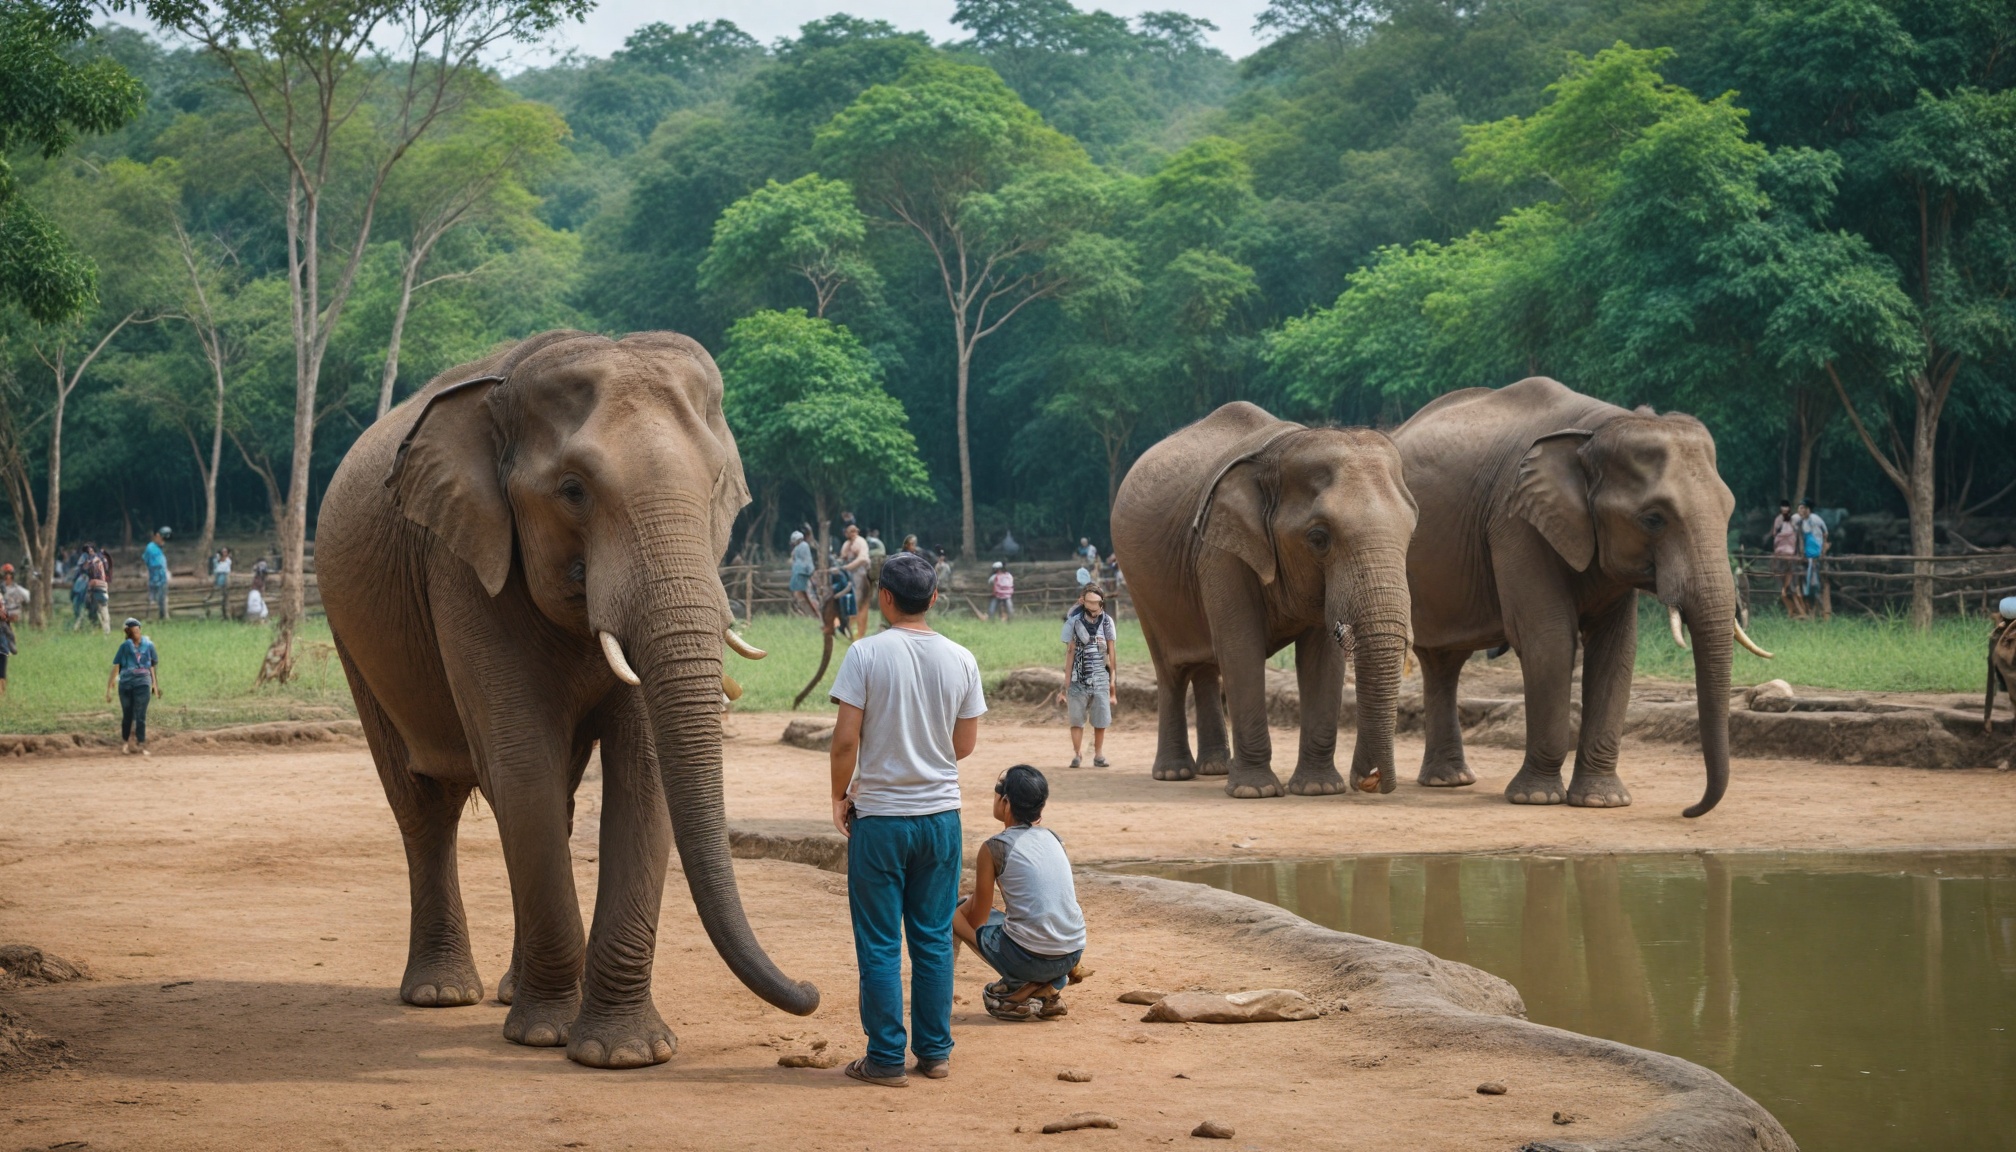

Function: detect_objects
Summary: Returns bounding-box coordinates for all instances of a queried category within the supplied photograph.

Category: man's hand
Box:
[1109,687,1118,706]
[832,795,853,838]
[103,689,112,703]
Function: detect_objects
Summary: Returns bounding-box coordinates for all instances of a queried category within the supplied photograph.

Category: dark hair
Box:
[879,551,937,614]
[997,764,1049,824]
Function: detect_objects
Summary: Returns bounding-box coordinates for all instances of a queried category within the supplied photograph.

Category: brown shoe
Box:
[915,1057,949,1079]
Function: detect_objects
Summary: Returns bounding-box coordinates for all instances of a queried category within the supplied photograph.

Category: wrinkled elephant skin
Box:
[1112,402,1417,799]
[1392,377,1739,816]
[317,330,817,1070]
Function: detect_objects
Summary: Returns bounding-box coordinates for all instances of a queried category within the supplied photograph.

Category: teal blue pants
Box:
[848,810,961,1070]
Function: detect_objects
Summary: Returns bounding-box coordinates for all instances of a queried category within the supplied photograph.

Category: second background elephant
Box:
[1113,402,1417,798]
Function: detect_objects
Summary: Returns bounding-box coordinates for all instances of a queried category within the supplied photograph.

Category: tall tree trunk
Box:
[198,358,225,562]
[1908,389,1938,629]
[956,339,976,559]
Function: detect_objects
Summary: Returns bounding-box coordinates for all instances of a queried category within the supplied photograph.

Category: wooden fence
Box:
[722,558,1130,621]
[1736,550,2016,619]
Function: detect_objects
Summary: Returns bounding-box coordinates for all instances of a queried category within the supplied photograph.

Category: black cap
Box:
[879,551,936,602]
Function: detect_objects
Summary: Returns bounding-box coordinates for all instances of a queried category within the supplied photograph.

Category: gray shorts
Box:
[1067,681,1110,728]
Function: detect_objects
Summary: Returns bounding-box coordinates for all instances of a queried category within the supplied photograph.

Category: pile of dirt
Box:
[0,719,362,759]
[0,1004,69,1075]
[0,945,90,989]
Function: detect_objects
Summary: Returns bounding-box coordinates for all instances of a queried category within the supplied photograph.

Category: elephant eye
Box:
[559,477,588,507]
[1306,527,1331,552]
[1639,511,1666,533]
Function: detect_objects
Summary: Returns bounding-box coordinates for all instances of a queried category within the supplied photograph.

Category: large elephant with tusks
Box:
[1391,377,1772,816]
[316,330,817,1069]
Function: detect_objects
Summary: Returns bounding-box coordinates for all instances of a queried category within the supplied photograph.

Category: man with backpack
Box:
[1053,587,1117,768]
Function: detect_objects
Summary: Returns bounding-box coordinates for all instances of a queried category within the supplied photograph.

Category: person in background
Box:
[865,528,888,634]
[1766,501,1806,620]
[932,548,954,615]
[788,530,818,618]
[69,558,88,628]
[106,617,161,755]
[1796,501,1829,604]
[1054,586,1117,767]
[212,547,233,620]
[143,529,171,620]
[79,544,111,632]
[900,534,920,555]
[246,555,271,623]
[0,562,25,697]
[952,765,1087,1021]
[1076,537,1100,581]
[840,523,871,640]
[827,552,986,1087]
[988,561,1015,622]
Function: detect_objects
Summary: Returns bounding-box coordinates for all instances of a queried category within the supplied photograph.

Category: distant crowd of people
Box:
[1767,500,1832,619]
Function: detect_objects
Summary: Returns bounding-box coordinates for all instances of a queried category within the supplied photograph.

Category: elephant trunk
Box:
[1337,544,1411,793]
[1665,542,1735,819]
[623,521,819,1016]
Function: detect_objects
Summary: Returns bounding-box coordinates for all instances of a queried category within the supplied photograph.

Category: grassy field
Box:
[0,618,353,736]
[0,603,1988,736]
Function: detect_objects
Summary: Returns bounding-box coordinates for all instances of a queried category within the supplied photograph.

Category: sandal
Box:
[915,1057,949,1080]
[1038,995,1067,1019]
[844,1057,909,1087]
[1093,756,1108,767]
[982,980,1046,1021]
[1070,756,1081,768]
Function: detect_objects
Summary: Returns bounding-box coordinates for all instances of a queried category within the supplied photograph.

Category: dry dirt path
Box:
[2,714,2009,1150]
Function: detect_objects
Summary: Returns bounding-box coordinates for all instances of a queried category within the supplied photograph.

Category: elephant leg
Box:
[1216,636,1280,800]
[1416,647,1476,787]
[339,642,481,1007]
[568,694,677,1068]
[1568,594,1636,809]
[1192,666,1231,777]
[1287,630,1346,795]
[486,736,588,1048]
[497,738,594,1008]
[1151,654,1198,781]
[1503,616,1575,807]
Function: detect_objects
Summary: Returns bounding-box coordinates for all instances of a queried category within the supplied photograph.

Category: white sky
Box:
[504,0,1272,68]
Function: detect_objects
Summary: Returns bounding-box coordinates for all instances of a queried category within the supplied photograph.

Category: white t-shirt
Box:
[830,627,988,817]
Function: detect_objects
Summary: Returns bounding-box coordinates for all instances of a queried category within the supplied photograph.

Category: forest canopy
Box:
[2,0,2012,588]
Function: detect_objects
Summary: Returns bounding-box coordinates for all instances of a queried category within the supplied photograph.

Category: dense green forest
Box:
[4,0,2013,600]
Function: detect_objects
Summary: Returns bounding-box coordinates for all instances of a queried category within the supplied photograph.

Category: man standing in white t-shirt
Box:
[829,551,987,1087]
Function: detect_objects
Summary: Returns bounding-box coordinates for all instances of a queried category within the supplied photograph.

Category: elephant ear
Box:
[1202,463,1276,585]
[1512,429,1596,572]
[385,376,514,597]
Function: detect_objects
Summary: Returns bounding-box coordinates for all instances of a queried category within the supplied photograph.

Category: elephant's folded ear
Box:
[1512,429,1596,572]
[385,377,514,596]
[1202,463,1277,585]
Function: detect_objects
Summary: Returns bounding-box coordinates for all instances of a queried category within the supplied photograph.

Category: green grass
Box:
[0,617,353,735]
[1,603,1986,736]
[728,613,1148,712]
[1632,600,1987,694]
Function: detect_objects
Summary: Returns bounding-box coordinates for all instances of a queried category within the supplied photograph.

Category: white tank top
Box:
[988,825,1086,956]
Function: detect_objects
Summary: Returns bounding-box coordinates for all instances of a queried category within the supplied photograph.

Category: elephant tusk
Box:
[1668,606,1690,651]
[600,631,642,686]
[1733,619,1774,659]
[722,672,743,701]
[724,628,766,660]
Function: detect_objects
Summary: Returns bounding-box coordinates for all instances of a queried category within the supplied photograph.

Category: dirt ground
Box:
[2,712,2010,1151]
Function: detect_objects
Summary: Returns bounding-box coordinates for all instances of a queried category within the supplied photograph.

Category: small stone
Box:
[1553,1111,1578,1125]
[1058,1069,1093,1083]
[1042,1113,1119,1134]
[1191,1121,1234,1139]
[810,1038,828,1051]
[1998,760,2011,772]
[1477,1082,1507,1095]
[1119,989,1170,1005]
[777,1052,842,1069]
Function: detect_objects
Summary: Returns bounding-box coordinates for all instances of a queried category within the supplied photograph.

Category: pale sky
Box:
[506,0,1272,68]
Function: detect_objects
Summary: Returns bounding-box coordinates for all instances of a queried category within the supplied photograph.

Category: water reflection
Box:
[1127,852,2016,1152]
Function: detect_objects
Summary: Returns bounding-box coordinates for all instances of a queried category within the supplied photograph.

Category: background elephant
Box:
[1112,402,1417,798]
[316,329,817,1069]
[1392,377,1770,816]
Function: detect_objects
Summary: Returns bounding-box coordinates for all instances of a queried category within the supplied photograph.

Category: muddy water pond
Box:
[1125,852,2016,1151]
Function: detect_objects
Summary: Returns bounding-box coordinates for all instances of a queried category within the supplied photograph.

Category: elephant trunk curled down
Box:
[1665,527,1736,818]
[612,528,817,1015]
[1334,543,1411,790]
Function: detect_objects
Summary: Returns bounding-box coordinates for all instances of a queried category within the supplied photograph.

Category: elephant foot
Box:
[400,954,483,1008]
[1504,766,1566,806]
[1567,773,1633,808]
[1416,756,1476,788]
[1152,760,1197,781]
[1194,752,1230,778]
[1285,765,1346,796]
[503,990,582,1048]
[569,1005,677,1068]
[1224,765,1283,799]
[495,965,516,1006]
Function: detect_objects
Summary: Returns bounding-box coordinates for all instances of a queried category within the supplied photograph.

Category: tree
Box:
[699,175,878,318]
[0,0,145,324]
[816,57,1110,557]
[717,308,930,564]
[147,0,587,680]
[374,96,569,419]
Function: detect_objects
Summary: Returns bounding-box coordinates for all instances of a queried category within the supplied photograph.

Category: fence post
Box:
[743,565,755,624]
